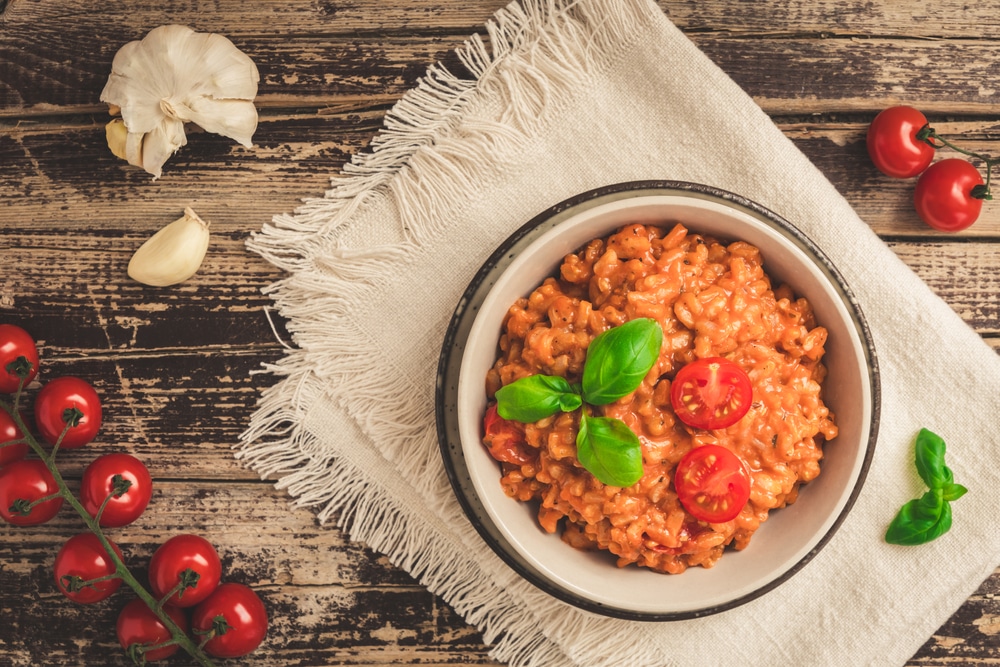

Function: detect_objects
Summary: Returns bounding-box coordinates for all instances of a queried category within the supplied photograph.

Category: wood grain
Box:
[2,0,1000,665]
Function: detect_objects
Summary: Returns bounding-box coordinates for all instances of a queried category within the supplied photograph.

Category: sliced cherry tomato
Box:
[148,534,222,608]
[867,106,936,178]
[0,324,39,394]
[482,403,534,465]
[34,376,103,449]
[0,409,29,466]
[117,598,189,663]
[674,444,751,523]
[670,357,752,430]
[80,453,153,528]
[191,583,268,658]
[0,458,63,525]
[54,532,124,604]
[913,158,985,232]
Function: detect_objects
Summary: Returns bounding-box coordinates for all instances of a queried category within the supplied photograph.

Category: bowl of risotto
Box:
[436,181,879,620]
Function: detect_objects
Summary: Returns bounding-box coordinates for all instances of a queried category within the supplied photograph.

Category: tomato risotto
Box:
[483,223,838,573]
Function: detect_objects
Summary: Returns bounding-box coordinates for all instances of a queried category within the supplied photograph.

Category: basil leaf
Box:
[914,427,948,489]
[576,414,644,487]
[942,482,968,502]
[885,490,952,546]
[581,318,662,406]
[495,375,582,423]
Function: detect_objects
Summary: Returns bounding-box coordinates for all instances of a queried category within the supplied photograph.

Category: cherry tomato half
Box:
[148,534,222,608]
[191,583,268,659]
[0,409,29,467]
[867,106,936,178]
[0,324,39,394]
[670,357,753,430]
[80,453,153,528]
[34,376,103,449]
[913,158,986,232]
[482,403,534,465]
[117,598,189,662]
[0,458,63,525]
[674,444,751,523]
[54,532,124,604]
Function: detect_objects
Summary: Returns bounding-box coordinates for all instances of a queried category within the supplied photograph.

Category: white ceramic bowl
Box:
[436,181,879,620]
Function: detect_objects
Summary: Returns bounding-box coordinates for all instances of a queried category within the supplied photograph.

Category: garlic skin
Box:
[128,208,211,287]
[100,25,259,179]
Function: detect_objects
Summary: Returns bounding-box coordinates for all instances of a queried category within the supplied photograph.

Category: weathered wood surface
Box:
[2,0,1000,664]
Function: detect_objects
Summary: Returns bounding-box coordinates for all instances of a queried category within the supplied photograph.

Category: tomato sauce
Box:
[482,223,838,573]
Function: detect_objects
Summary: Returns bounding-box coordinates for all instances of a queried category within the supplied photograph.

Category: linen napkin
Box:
[239,0,1000,665]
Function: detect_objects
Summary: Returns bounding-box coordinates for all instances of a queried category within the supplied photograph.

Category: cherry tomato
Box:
[0,409,29,466]
[34,376,102,448]
[191,583,268,658]
[117,598,189,662]
[0,324,39,393]
[670,357,753,430]
[674,444,751,523]
[54,532,124,603]
[913,158,986,232]
[148,534,222,608]
[80,453,152,527]
[482,403,534,465]
[867,106,936,178]
[0,458,63,525]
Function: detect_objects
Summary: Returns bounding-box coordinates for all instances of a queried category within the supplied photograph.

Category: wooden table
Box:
[2,1,998,664]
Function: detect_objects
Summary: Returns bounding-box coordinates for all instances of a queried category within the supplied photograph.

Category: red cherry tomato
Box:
[482,403,534,465]
[117,598,189,662]
[0,409,29,466]
[148,534,222,608]
[0,324,39,393]
[867,106,936,178]
[54,532,124,604]
[191,583,268,658]
[34,376,103,449]
[80,453,153,528]
[674,444,751,523]
[0,458,63,525]
[670,357,753,430]
[913,158,986,232]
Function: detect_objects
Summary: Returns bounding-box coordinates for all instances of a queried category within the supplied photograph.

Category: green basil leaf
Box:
[495,375,582,423]
[885,490,952,545]
[575,414,644,487]
[581,318,662,406]
[914,427,948,489]
[942,482,968,502]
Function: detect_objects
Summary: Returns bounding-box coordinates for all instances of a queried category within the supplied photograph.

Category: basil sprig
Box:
[885,428,967,546]
[494,318,662,487]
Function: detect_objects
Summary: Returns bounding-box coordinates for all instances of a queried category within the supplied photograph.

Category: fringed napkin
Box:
[240,1,1000,664]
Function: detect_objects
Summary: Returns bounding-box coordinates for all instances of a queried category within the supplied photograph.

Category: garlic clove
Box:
[128,208,211,287]
[100,25,259,178]
[105,119,128,160]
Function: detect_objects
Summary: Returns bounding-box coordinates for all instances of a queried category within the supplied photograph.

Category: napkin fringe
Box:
[241,1,666,665]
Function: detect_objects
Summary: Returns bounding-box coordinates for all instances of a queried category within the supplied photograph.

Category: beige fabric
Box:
[240,1,1000,665]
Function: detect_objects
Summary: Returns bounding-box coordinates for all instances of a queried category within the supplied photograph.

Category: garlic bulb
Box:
[100,25,259,179]
[128,208,211,286]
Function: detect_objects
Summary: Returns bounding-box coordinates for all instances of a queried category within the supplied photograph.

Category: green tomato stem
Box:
[922,126,996,200]
[0,394,217,667]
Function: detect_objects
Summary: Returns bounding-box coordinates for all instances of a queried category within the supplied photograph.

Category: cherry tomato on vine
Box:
[191,583,268,658]
[482,403,534,465]
[54,532,124,604]
[80,453,153,528]
[0,458,63,525]
[670,357,753,430]
[34,376,103,448]
[116,598,189,663]
[0,409,29,466]
[913,157,986,232]
[674,444,751,523]
[867,106,936,178]
[0,324,39,394]
[148,534,222,608]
